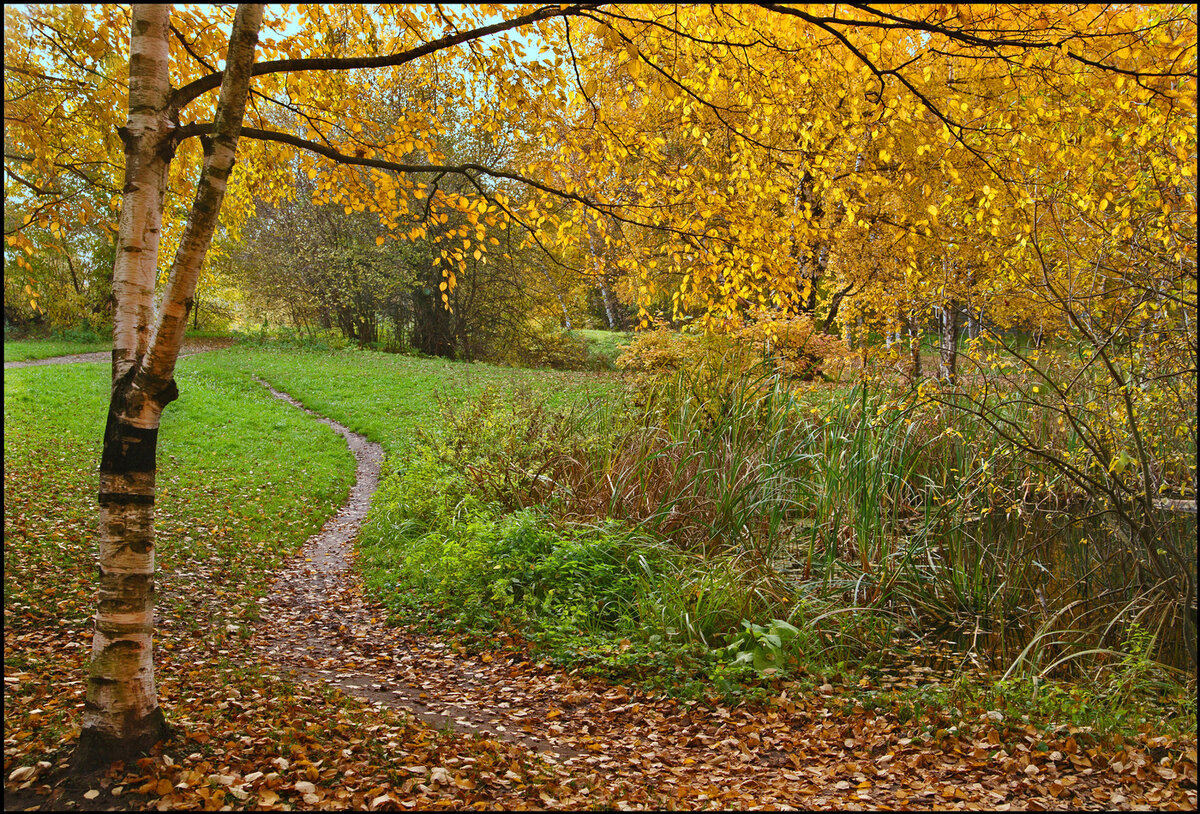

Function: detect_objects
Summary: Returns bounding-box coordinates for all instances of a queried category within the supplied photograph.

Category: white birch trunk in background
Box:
[907,311,923,381]
[76,3,264,770]
[938,300,960,383]
[585,215,625,330]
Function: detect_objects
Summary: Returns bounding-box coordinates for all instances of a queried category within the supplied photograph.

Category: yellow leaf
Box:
[376,235,385,245]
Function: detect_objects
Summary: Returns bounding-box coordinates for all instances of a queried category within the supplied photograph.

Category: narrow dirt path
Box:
[251,377,587,762]
[3,338,236,370]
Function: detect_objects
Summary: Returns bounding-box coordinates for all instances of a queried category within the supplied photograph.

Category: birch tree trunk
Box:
[907,312,923,381]
[938,300,960,383]
[76,3,264,771]
[586,214,624,331]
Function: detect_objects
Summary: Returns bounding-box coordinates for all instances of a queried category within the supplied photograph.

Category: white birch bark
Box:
[77,3,264,770]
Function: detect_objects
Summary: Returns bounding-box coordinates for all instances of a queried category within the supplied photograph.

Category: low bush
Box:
[359,352,1195,724]
[615,315,851,383]
[488,323,608,371]
[362,453,667,644]
[360,391,816,697]
[614,326,709,375]
[731,313,852,381]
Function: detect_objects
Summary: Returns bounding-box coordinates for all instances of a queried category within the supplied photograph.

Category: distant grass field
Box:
[577,328,633,366]
[3,338,110,363]
[195,345,619,457]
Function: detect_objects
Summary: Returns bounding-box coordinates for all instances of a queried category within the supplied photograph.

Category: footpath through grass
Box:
[3,347,588,809]
[4,354,352,758]
[202,344,617,457]
[3,337,109,363]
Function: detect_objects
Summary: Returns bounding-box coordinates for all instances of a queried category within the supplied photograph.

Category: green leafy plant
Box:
[719,618,805,675]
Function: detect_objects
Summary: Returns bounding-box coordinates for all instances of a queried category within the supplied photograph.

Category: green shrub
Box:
[362,452,666,639]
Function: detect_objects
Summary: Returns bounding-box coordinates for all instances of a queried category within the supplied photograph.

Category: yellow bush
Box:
[616,316,850,382]
[732,314,852,381]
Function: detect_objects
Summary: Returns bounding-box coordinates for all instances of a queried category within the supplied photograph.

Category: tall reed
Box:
[425,352,1195,673]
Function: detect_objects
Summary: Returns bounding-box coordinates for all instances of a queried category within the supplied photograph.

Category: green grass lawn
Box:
[3,347,582,805]
[3,337,110,363]
[577,328,633,365]
[4,343,620,649]
[194,345,619,457]
[3,354,356,633]
[3,352,360,776]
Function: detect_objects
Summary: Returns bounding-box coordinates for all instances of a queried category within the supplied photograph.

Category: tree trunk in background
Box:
[586,215,624,331]
[967,305,982,340]
[938,301,960,383]
[537,266,571,330]
[76,3,264,771]
[412,281,456,357]
[819,280,854,334]
[599,273,620,330]
[908,312,923,381]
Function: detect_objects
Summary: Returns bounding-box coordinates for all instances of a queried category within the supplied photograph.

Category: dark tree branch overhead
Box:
[764,1,1195,80]
[170,23,219,75]
[170,4,588,111]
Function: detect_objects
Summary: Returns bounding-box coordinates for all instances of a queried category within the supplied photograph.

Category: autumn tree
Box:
[5,2,1195,766]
